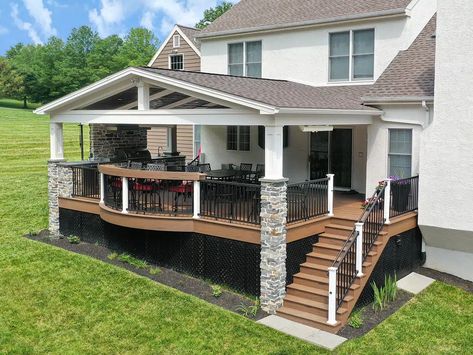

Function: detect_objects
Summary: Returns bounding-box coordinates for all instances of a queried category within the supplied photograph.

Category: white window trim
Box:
[328,28,375,83]
[388,128,413,178]
[173,34,181,48]
[227,41,262,77]
[169,54,185,71]
[227,126,251,152]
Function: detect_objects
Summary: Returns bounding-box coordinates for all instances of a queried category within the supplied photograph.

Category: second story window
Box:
[228,41,262,78]
[170,54,184,70]
[329,29,374,82]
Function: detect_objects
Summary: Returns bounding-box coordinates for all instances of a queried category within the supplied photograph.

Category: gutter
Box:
[362,96,435,105]
[197,9,408,39]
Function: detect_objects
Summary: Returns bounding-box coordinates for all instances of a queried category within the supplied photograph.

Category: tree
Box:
[87,35,124,82]
[0,57,27,107]
[195,1,233,29]
[115,28,159,68]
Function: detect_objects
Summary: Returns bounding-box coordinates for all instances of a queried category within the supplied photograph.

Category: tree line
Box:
[0,26,159,108]
[0,1,233,108]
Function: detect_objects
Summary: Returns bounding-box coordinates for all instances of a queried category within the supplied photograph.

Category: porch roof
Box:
[35,67,381,117]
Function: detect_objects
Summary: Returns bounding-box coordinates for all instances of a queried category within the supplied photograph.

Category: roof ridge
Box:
[140,67,291,83]
[176,24,200,31]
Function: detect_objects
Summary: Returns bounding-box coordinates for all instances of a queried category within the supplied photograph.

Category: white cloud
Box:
[140,11,155,31]
[22,0,57,38]
[10,3,42,44]
[0,25,8,36]
[89,0,126,37]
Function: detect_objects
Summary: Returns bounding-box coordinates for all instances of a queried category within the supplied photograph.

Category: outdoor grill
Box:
[114,148,152,163]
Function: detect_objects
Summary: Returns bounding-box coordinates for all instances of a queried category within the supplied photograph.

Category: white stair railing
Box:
[383,178,392,224]
[122,177,129,214]
[327,174,334,217]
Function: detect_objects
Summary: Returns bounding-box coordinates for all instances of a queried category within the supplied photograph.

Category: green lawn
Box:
[0,104,472,354]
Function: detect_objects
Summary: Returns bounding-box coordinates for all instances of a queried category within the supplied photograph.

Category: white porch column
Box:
[137,81,150,111]
[50,122,64,160]
[264,125,284,180]
[260,125,288,314]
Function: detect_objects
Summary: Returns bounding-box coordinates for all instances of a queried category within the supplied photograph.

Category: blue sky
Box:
[0,0,235,55]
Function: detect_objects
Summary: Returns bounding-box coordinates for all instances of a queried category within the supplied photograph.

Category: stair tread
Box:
[284,294,348,314]
[318,233,350,241]
[278,307,340,327]
[294,273,360,290]
[287,283,354,302]
[325,224,354,231]
[315,242,345,251]
[308,252,336,261]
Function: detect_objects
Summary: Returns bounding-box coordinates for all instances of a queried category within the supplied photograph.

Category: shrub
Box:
[107,252,118,260]
[236,298,260,318]
[67,235,80,244]
[117,253,149,269]
[348,308,364,329]
[372,281,387,312]
[149,267,161,275]
[385,274,398,302]
[211,285,223,298]
[372,273,399,312]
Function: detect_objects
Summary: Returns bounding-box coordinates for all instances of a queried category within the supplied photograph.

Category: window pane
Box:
[170,55,183,70]
[246,63,262,78]
[389,129,412,154]
[228,43,243,65]
[246,41,262,63]
[353,54,374,79]
[389,155,412,178]
[229,64,244,76]
[239,126,251,151]
[330,57,349,80]
[330,32,350,56]
[353,29,374,55]
[227,126,238,150]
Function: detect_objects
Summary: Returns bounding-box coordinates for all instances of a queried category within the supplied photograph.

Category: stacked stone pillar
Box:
[260,178,288,314]
[48,160,73,237]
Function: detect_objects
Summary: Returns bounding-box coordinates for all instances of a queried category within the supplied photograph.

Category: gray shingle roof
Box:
[140,67,378,111]
[177,25,201,50]
[364,15,436,101]
[199,0,411,37]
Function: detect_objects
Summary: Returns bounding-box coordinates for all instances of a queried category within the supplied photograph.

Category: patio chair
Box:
[239,163,253,183]
[253,164,265,183]
[198,163,211,173]
[186,164,201,172]
[129,161,143,170]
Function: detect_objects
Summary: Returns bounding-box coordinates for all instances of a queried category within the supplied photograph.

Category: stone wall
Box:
[90,125,148,160]
[259,179,288,314]
[48,161,73,236]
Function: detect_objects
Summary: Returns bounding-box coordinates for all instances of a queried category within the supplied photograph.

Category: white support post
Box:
[50,122,64,160]
[355,222,364,277]
[137,81,150,111]
[327,174,335,216]
[122,177,129,214]
[193,180,201,219]
[384,178,392,224]
[264,125,284,180]
[100,173,105,204]
[327,266,338,325]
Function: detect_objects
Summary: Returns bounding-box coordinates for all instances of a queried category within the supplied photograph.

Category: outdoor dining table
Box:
[205,169,251,181]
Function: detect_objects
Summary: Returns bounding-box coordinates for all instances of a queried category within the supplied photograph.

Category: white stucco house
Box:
[35,0,472,333]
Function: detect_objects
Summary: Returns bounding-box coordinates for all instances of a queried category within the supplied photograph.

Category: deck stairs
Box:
[277,216,390,333]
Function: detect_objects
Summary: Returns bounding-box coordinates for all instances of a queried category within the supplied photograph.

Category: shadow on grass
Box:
[0,98,41,110]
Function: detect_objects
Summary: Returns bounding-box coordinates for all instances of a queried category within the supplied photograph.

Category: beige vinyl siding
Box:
[148,126,195,161]
[150,30,201,71]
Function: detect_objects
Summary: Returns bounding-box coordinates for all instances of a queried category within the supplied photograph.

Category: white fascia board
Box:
[277,108,382,116]
[51,109,274,126]
[147,25,201,67]
[35,68,136,114]
[362,96,434,105]
[275,114,374,126]
[35,67,278,116]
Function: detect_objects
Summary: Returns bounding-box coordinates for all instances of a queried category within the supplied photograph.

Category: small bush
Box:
[211,285,223,298]
[348,308,364,329]
[236,298,260,318]
[372,281,387,312]
[385,274,398,302]
[107,252,118,260]
[149,267,161,275]
[67,235,80,244]
[372,273,399,312]
[117,253,148,269]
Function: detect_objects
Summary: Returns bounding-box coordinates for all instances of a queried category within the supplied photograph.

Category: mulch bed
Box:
[338,290,413,339]
[416,267,473,294]
[26,230,267,320]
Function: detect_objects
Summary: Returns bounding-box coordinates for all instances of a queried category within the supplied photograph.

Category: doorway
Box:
[310,129,352,189]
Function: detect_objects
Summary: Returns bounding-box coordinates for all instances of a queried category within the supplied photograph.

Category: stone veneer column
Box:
[48,160,73,237]
[260,178,288,314]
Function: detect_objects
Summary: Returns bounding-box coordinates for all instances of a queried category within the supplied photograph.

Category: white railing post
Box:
[193,180,201,219]
[327,174,335,217]
[384,178,392,224]
[122,177,129,214]
[327,266,338,325]
[355,222,364,277]
[100,173,105,204]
